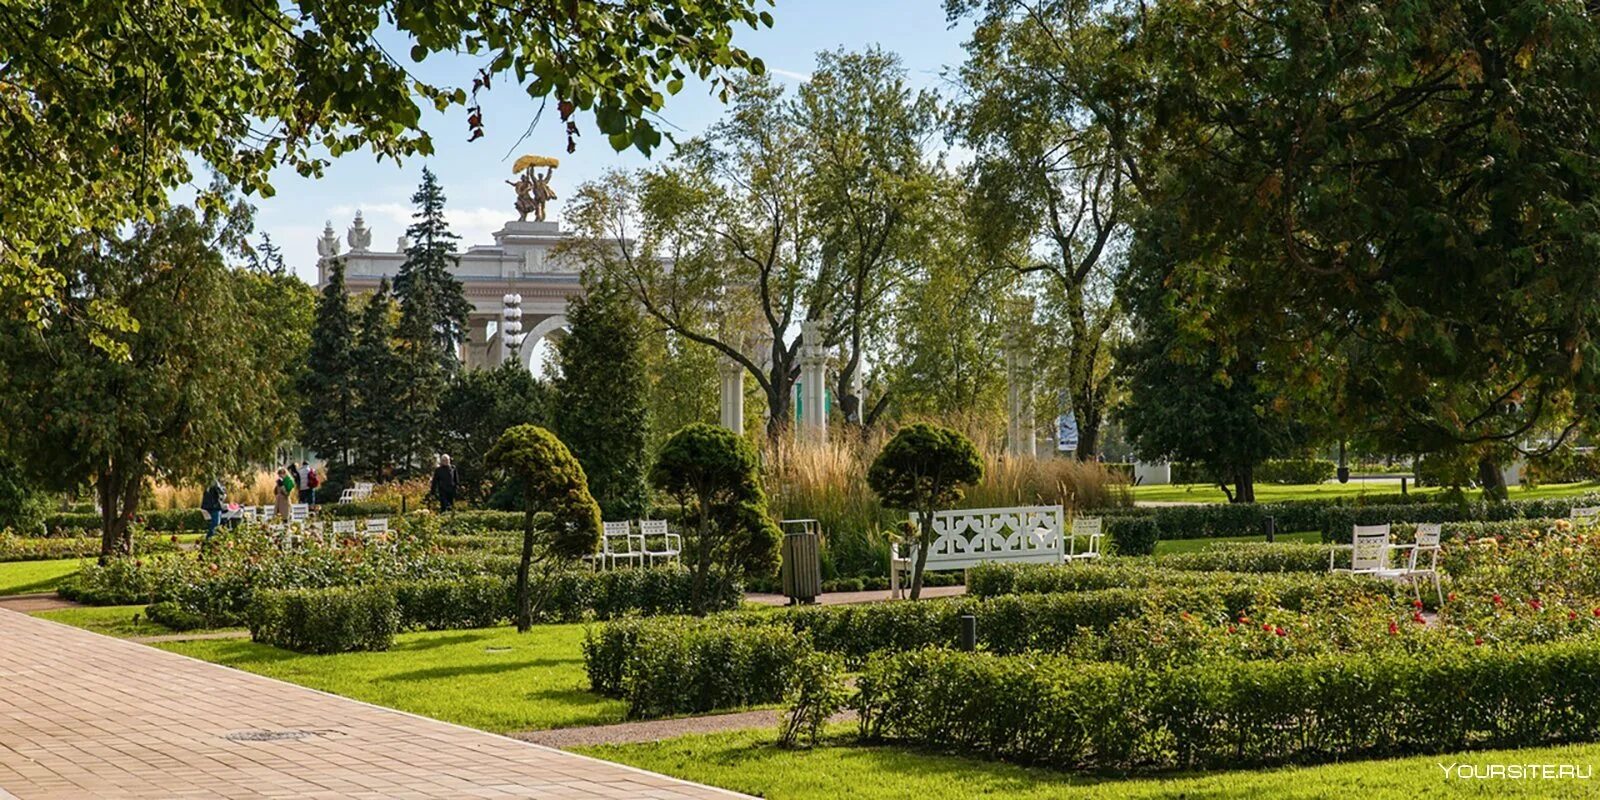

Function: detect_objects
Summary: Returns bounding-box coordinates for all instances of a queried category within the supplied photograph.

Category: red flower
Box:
[1262,623,1273,632]
[1412,599,1423,610]
[1448,592,1458,602]
[1593,608,1600,618]
[134,559,142,567]
[1474,637,1484,646]
[170,535,179,543]
[1388,621,1399,636]
[1274,626,1286,637]
[1227,625,1237,634]
[1412,613,1426,625]
[1530,599,1544,611]
[1571,611,1580,621]
[1492,594,1504,606]
[1238,615,1250,625]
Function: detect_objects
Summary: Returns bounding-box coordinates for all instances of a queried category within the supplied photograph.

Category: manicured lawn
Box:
[30,604,175,638]
[578,728,1600,799]
[1130,480,1600,505]
[158,623,626,733]
[1153,530,1321,555]
[0,558,80,596]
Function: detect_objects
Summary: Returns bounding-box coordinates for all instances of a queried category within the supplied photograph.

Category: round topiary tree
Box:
[486,424,602,631]
[867,423,984,600]
[650,423,780,611]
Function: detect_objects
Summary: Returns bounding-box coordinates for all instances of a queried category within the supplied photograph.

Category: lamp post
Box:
[501,293,525,366]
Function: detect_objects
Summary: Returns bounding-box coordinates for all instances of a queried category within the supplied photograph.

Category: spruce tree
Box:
[352,279,405,479]
[298,258,359,487]
[554,278,651,519]
[394,167,472,371]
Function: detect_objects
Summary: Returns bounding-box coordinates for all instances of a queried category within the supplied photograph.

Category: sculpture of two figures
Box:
[508,155,559,222]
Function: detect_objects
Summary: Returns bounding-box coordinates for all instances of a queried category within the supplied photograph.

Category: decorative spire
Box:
[396,233,410,253]
[316,221,341,259]
[346,210,372,253]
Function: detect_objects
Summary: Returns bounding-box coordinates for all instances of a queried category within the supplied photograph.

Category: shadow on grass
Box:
[381,659,568,682]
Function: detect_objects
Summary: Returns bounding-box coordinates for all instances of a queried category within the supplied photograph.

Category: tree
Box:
[650,423,781,609]
[299,258,360,489]
[950,0,1151,459]
[1127,0,1600,482]
[436,363,555,504]
[351,280,405,479]
[394,168,473,369]
[486,424,602,632]
[3,1,774,330]
[866,423,983,600]
[0,206,303,557]
[554,278,651,519]
[245,233,288,277]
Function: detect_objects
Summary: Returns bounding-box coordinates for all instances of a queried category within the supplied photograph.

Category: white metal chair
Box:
[639,519,682,566]
[1067,517,1104,561]
[331,519,358,537]
[258,506,276,523]
[1572,506,1600,527]
[1394,523,1444,605]
[365,517,389,536]
[599,521,643,569]
[290,504,310,523]
[1330,524,1407,580]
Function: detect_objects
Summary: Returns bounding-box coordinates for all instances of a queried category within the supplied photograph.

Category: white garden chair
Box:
[1392,523,1444,605]
[639,519,682,566]
[290,504,310,523]
[1571,506,1600,527]
[365,517,389,537]
[599,521,643,569]
[331,519,358,537]
[1330,524,1407,581]
[1067,517,1104,561]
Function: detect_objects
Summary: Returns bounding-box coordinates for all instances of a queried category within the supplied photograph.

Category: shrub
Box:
[1148,542,1340,573]
[322,500,401,519]
[1,530,179,562]
[779,651,850,748]
[248,586,398,654]
[393,576,512,630]
[587,616,813,719]
[856,641,1600,771]
[1105,517,1158,556]
[1256,458,1337,484]
[867,423,984,599]
[145,601,211,631]
[652,423,782,604]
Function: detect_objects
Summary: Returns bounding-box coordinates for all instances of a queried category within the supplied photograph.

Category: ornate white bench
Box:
[889,506,1102,599]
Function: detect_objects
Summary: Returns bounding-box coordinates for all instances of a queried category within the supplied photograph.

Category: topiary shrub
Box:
[486,424,603,632]
[651,423,781,611]
[1105,517,1159,556]
[866,423,983,599]
[247,586,398,654]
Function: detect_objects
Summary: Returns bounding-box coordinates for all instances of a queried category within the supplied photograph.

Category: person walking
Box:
[302,461,319,506]
[273,467,292,519]
[430,455,459,512]
[201,479,227,542]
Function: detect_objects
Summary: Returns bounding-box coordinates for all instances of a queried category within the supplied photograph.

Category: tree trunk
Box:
[909,512,934,601]
[515,508,535,632]
[689,504,714,613]
[97,468,141,561]
[1233,464,1256,504]
[1074,407,1102,462]
[1477,458,1508,502]
[765,376,795,446]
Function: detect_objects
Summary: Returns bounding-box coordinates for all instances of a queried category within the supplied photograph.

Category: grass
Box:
[1152,530,1321,555]
[158,623,625,733]
[577,728,1600,799]
[0,558,80,596]
[1130,480,1600,505]
[29,604,175,638]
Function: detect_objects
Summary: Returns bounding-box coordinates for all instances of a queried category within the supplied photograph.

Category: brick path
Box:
[0,610,748,799]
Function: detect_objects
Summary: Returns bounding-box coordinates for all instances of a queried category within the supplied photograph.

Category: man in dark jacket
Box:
[430,455,459,512]
[201,479,227,541]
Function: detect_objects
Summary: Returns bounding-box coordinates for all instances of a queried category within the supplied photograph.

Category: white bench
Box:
[339,482,375,504]
[889,506,1102,599]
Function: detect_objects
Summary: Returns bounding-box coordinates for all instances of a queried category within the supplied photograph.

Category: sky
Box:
[257,0,974,283]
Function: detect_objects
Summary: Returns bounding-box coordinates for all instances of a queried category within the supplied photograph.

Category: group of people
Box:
[196,456,459,541]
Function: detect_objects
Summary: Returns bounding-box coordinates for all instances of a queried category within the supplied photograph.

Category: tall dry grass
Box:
[149,470,282,508]
[763,424,1131,578]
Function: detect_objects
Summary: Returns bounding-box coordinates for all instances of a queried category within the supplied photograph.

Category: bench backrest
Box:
[907,505,1066,571]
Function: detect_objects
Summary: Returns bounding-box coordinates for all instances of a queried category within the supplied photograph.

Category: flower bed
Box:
[0,530,181,562]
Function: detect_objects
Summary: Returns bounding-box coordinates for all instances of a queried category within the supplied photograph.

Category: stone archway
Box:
[518,313,569,373]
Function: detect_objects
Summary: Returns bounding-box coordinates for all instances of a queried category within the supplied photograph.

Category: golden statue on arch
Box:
[507,155,559,222]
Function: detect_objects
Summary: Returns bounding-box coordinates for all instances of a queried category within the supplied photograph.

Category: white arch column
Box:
[719,355,744,434]
[798,320,828,442]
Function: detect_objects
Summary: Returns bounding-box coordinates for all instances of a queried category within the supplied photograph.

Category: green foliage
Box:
[390,567,742,630]
[652,424,781,604]
[2,0,773,329]
[555,278,651,519]
[436,363,555,503]
[965,562,1401,608]
[856,641,1600,770]
[0,456,52,536]
[0,207,306,555]
[145,601,211,632]
[299,258,360,485]
[584,616,813,719]
[1105,517,1158,556]
[485,424,603,630]
[248,586,399,654]
[351,280,406,477]
[779,652,850,749]
[0,531,179,563]
[867,423,983,597]
[1149,543,1341,574]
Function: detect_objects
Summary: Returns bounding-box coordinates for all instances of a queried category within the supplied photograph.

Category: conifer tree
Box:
[394,167,472,371]
[352,279,405,478]
[554,278,651,519]
[298,258,360,487]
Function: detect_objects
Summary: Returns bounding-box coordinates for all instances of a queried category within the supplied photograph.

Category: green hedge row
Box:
[856,641,1600,770]
[965,561,1399,605]
[0,532,180,562]
[247,586,399,654]
[1099,494,1600,542]
[43,509,208,535]
[1146,543,1340,573]
[585,617,812,718]
[393,567,744,630]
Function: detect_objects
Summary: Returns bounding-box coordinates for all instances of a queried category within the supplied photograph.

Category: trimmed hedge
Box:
[606,618,812,719]
[1147,543,1340,573]
[1171,459,1337,485]
[966,561,1399,607]
[247,586,398,654]
[322,501,401,519]
[856,641,1600,771]
[0,532,180,562]
[42,508,208,535]
[390,567,743,630]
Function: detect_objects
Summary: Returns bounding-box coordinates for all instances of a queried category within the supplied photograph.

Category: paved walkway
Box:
[0,594,77,613]
[0,610,748,799]
[745,584,966,606]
